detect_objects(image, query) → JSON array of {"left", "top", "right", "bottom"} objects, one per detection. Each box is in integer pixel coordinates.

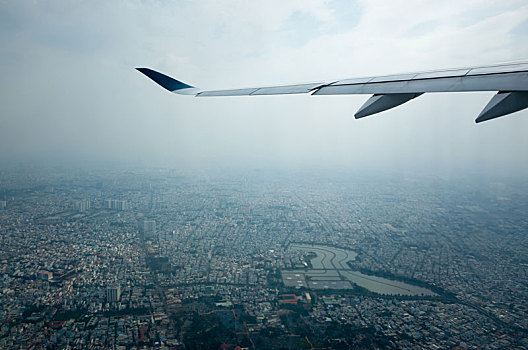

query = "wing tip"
[{"left": 136, "top": 67, "right": 195, "bottom": 92}]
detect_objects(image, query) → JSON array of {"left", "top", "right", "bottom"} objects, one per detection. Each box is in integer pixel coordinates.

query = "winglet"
[{"left": 136, "top": 68, "right": 198, "bottom": 95}]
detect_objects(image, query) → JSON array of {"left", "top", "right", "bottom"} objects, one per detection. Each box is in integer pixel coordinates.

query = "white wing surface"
[{"left": 137, "top": 61, "right": 528, "bottom": 123}]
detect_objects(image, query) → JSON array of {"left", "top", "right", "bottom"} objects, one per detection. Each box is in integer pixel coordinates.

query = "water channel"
[{"left": 283, "top": 243, "right": 436, "bottom": 296}]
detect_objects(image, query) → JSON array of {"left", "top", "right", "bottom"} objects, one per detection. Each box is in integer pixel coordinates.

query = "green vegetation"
[
  {"left": 53, "top": 309, "right": 86, "bottom": 321},
  {"left": 102, "top": 307, "right": 149, "bottom": 317},
  {"left": 147, "top": 256, "right": 171, "bottom": 273}
]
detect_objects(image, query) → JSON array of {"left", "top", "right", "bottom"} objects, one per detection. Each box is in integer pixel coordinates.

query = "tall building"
[
  {"left": 106, "top": 285, "right": 121, "bottom": 303},
  {"left": 104, "top": 199, "right": 127, "bottom": 211},
  {"left": 116, "top": 200, "right": 127, "bottom": 211},
  {"left": 0, "top": 201, "right": 6, "bottom": 209},
  {"left": 72, "top": 199, "right": 91, "bottom": 212},
  {"left": 142, "top": 219, "right": 156, "bottom": 236}
]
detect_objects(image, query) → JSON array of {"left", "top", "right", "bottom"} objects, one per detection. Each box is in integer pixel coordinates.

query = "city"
[{"left": 0, "top": 165, "right": 527, "bottom": 349}]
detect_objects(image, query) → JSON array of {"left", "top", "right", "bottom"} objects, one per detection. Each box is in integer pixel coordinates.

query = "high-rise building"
[
  {"left": 116, "top": 200, "right": 127, "bottom": 211},
  {"left": 106, "top": 285, "right": 121, "bottom": 303},
  {"left": 142, "top": 219, "right": 156, "bottom": 236},
  {"left": 72, "top": 199, "right": 91, "bottom": 212},
  {"left": 0, "top": 201, "right": 6, "bottom": 209},
  {"left": 105, "top": 199, "right": 128, "bottom": 211}
]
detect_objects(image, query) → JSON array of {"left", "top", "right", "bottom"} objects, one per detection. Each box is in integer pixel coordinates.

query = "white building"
[
  {"left": 142, "top": 219, "right": 156, "bottom": 236},
  {"left": 107, "top": 285, "right": 121, "bottom": 302},
  {"left": 72, "top": 199, "right": 91, "bottom": 212},
  {"left": 104, "top": 199, "right": 127, "bottom": 210}
]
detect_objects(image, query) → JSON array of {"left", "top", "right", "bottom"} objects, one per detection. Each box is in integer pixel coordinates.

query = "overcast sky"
[{"left": 1, "top": 0, "right": 527, "bottom": 174}]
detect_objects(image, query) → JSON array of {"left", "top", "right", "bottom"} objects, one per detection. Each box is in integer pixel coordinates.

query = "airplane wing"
[{"left": 137, "top": 61, "right": 528, "bottom": 123}]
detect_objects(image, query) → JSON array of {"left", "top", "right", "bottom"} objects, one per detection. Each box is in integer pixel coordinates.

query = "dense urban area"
[{"left": 0, "top": 165, "right": 527, "bottom": 349}]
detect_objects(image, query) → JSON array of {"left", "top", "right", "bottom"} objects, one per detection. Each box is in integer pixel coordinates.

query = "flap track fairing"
[{"left": 354, "top": 93, "right": 423, "bottom": 119}]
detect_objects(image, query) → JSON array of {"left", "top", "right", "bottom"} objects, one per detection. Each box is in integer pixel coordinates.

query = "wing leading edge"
[{"left": 136, "top": 61, "right": 528, "bottom": 123}]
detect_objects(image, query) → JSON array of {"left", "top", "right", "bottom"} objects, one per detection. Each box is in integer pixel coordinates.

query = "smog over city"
[{"left": 1, "top": 1, "right": 528, "bottom": 349}]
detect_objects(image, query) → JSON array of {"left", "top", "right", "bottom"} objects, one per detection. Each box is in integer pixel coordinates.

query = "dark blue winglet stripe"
[{"left": 136, "top": 68, "right": 194, "bottom": 91}]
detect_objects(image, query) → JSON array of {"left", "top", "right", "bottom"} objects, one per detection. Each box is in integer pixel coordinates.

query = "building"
[
  {"left": 107, "top": 285, "right": 121, "bottom": 303},
  {"left": 279, "top": 294, "right": 298, "bottom": 305},
  {"left": 142, "top": 219, "right": 156, "bottom": 236},
  {"left": 104, "top": 199, "right": 112, "bottom": 209},
  {"left": 72, "top": 199, "right": 90, "bottom": 212},
  {"left": 37, "top": 270, "right": 53, "bottom": 281},
  {"left": 0, "top": 201, "right": 6, "bottom": 209},
  {"left": 104, "top": 199, "right": 127, "bottom": 211}
]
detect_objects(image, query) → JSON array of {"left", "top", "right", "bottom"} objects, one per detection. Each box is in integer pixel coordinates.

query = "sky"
[{"left": 0, "top": 0, "right": 527, "bottom": 174}]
